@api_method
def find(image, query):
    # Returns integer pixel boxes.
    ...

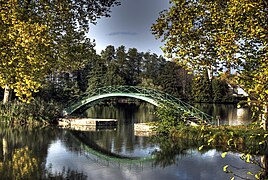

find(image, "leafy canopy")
[151,0,268,110]
[0,0,120,102]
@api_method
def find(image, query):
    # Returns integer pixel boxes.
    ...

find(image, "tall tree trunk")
[261,155,268,179]
[207,66,213,81]
[262,105,267,130]
[3,85,10,104]
[3,138,7,161]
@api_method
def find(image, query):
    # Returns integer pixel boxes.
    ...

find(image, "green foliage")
[191,71,232,103]
[212,78,229,102]
[125,48,142,85]
[101,46,126,86]
[157,61,191,98]
[150,126,268,178]
[0,98,62,124]
[0,0,120,102]
[154,103,187,135]
[191,71,212,102]
[152,0,268,128]
[45,45,193,102]
[198,125,268,179]
[86,55,107,91]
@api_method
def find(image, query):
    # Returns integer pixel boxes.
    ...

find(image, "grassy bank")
[153,122,268,155]
[153,104,268,154]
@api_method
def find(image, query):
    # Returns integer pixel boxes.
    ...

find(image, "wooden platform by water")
[58,119,156,136]
[134,123,156,136]
[58,118,117,126]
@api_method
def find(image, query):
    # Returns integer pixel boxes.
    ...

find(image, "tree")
[105,61,125,86]
[191,70,212,102]
[0,1,51,103]
[139,52,165,90]
[125,48,142,86]
[116,45,128,84]
[86,55,107,91]
[0,0,120,103]
[211,78,229,103]
[158,61,184,98]
[99,45,125,86]
[101,45,116,64]
[151,0,221,75]
[152,0,268,129]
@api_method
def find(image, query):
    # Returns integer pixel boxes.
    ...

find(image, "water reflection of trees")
[71,103,157,156]
[151,136,268,179]
[45,166,88,180]
[194,103,252,125]
[0,124,87,179]
[150,137,201,168]
[68,128,152,158]
[82,102,156,123]
[0,125,55,179]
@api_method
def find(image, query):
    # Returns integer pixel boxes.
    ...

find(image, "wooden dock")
[58,118,117,126]
[134,123,156,136]
[59,125,117,132]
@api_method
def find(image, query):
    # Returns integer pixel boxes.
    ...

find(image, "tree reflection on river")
[194,103,252,125]
[0,103,266,179]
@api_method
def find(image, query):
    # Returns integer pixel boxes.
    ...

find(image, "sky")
[88,0,170,55]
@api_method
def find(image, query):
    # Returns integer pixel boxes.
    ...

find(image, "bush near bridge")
[154,105,268,153]
[0,98,62,125]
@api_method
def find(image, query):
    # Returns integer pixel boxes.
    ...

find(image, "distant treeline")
[38,45,194,102]
[0,45,235,103]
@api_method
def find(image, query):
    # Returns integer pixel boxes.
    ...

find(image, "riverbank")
[151,123,268,154]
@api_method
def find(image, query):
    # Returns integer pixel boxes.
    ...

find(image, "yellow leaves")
[221,152,228,158]
[241,153,252,163]
[198,145,204,151]
[255,173,261,179]
[223,165,228,172]
[0,3,52,102]
[8,146,38,178]
[207,137,214,145]
[227,138,233,146]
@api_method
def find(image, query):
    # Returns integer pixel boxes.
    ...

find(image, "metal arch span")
[63,86,213,124]
[66,93,159,114]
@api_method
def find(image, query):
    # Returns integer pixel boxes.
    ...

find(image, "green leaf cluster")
[152,0,268,128]
[191,71,230,102]
[0,0,120,102]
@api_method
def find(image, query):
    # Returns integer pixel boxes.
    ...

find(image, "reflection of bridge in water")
[69,130,156,167]
[63,86,213,124]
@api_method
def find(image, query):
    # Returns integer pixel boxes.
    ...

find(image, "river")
[0,102,266,179]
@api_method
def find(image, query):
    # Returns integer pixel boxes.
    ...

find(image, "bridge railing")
[64,86,214,124]
[139,89,214,124]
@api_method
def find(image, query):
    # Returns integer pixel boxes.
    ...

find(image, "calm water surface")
[0,103,265,179]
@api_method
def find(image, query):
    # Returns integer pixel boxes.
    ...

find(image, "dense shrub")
[0,98,63,125]
[154,103,187,135]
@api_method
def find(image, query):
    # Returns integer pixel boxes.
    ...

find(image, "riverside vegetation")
[0,98,62,125]
[153,104,268,179]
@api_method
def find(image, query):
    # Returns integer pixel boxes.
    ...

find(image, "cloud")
[107,32,138,36]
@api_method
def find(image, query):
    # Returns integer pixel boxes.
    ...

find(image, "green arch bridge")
[63,86,213,124]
